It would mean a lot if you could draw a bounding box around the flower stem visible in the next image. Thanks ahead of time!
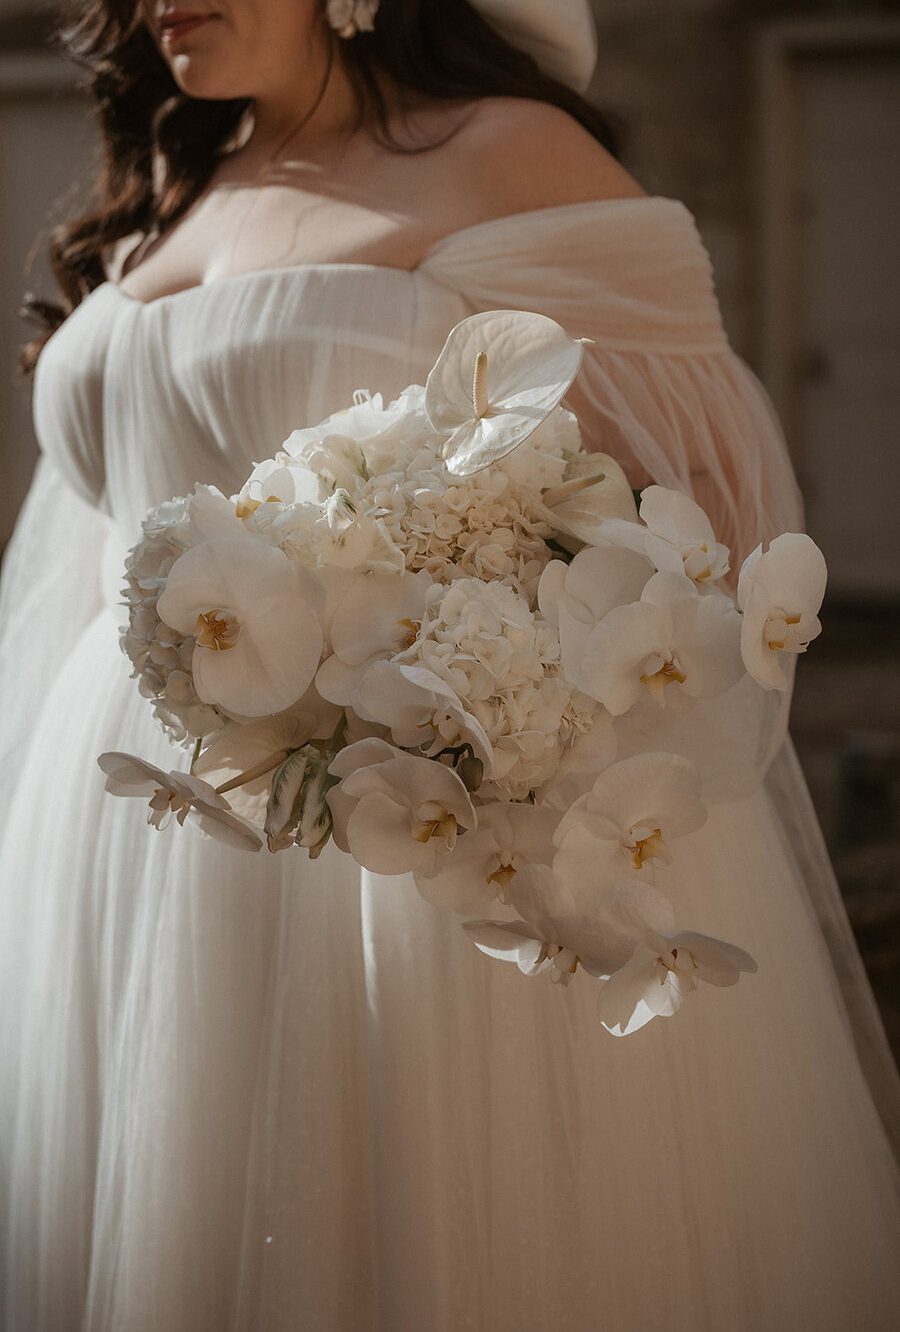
[215,750,289,796]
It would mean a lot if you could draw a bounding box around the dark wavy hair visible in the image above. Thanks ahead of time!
[20,0,622,374]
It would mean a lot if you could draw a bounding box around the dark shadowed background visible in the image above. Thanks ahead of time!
[1,0,898,1049]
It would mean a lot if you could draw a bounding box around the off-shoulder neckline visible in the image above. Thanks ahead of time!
[104,195,691,310]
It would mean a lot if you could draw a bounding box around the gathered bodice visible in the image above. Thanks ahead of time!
[33,263,471,537]
[31,197,741,538]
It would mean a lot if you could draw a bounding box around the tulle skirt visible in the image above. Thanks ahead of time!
[1,604,899,1332]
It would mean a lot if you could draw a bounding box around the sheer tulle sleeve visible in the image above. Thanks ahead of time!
[422,197,900,1151]
[0,455,111,827]
[422,197,803,564]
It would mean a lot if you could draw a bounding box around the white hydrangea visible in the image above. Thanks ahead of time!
[397,577,597,800]
[120,494,225,746]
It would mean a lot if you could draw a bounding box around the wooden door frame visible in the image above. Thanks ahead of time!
[754,16,900,463]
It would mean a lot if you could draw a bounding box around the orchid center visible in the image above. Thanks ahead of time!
[412,801,459,849]
[195,610,241,652]
[147,784,190,830]
[545,943,579,985]
[623,824,668,870]
[487,859,517,901]
[656,946,700,987]
[640,655,686,703]
[235,493,282,519]
[765,609,805,653]
[396,617,420,650]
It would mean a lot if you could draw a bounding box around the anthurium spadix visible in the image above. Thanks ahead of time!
[424,309,586,476]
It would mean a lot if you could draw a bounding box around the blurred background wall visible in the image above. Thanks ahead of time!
[1,0,899,1045]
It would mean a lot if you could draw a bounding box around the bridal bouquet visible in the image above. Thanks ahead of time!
[98,309,827,1036]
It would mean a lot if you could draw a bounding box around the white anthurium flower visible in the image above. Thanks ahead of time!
[326,738,476,876]
[597,922,757,1037]
[97,752,263,851]
[156,537,325,718]
[539,451,640,545]
[538,545,655,696]
[413,802,560,914]
[350,659,493,769]
[552,751,707,890]
[234,456,321,517]
[737,533,827,690]
[315,570,431,705]
[596,487,731,587]
[425,309,586,476]
[579,570,745,716]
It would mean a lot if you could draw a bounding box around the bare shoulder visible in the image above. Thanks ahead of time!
[445,96,647,219]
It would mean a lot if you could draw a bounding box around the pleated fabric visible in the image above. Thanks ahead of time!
[1,197,897,1331]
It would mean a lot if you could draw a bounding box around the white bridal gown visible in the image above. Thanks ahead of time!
[1,198,898,1331]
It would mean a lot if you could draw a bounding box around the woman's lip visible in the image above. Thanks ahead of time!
[160,15,215,44]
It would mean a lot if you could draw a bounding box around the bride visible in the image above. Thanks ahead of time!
[2,1,898,1328]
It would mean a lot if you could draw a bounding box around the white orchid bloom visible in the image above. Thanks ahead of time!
[327,738,476,876]
[234,456,321,517]
[552,751,707,889]
[597,926,757,1037]
[539,451,639,545]
[97,752,263,851]
[737,533,827,690]
[537,545,653,699]
[596,487,730,587]
[350,659,493,769]
[463,876,677,989]
[424,310,585,476]
[315,570,431,705]
[578,570,745,715]
[156,537,325,718]
[414,802,560,914]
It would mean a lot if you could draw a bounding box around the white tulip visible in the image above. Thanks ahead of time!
[552,752,707,889]
[97,752,263,851]
[425,310,585,476]
[157,536,325,717]
[193,698,339,823]
[737,533,827,690]
[327,738,476,875]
